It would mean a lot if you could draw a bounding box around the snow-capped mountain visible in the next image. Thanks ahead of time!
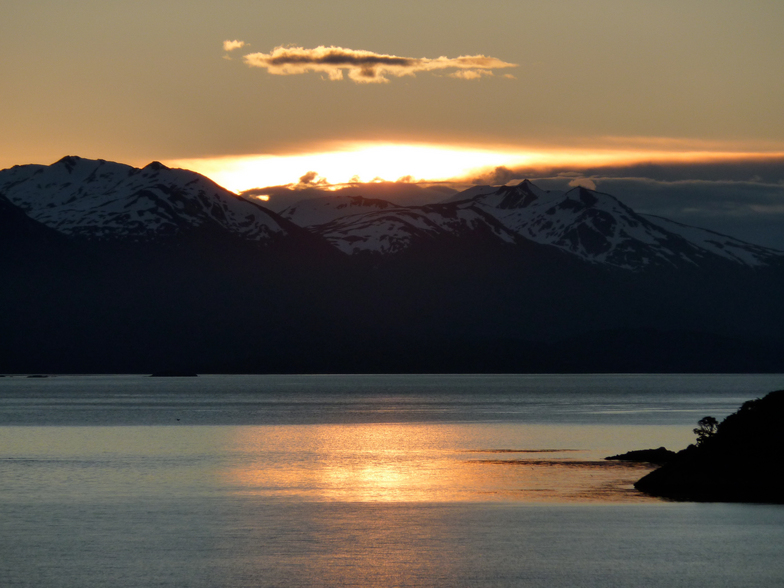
[289,198,520,255]
[2,156,780,271]
[280,180,782,267]
[0,156,292,242]
[451,181,783,269]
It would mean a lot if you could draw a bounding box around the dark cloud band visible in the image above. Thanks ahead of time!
[470,158,784,250]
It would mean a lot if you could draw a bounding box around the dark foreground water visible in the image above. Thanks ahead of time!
[1,374,783,587]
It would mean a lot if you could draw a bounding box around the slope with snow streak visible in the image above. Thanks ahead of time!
[280,195,403,227]
[642,214,782,267]
[459,181,782,269]
[0,156,290,241]
[312,203,520,255]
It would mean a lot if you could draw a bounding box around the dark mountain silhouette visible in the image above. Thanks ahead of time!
[0,194,63,244]
[2,157,784,374]
[635,390,784,503]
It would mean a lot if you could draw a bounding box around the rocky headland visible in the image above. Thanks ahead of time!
[634,389,784,503]
[605,447,676,465]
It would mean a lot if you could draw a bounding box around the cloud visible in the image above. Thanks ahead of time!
[240,45,517,83]
[524,175,784,250]
[470,165,530,185]
[463,158,784,249]
[568,177,597,190]
[469,157,784,188]
[299,171,319,184]
[448,69,494,80]
[223,40,247,52]
[240,180,458,212]
[298,171,328,186]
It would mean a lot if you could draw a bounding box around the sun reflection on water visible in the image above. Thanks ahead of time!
[224,423,659,503]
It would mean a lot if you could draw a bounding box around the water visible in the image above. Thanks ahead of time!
[1,374,783,587]
[0,373,773,426]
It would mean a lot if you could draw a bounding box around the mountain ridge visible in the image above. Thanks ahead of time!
[276,179,783,269]
[2,156,784,374]
[2,156,781,271]
[0,156,299,243]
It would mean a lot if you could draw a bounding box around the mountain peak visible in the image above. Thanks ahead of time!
[467,180,555,211]
[143,161,168,172]
[54,155,83,173]
[564,185,601,207]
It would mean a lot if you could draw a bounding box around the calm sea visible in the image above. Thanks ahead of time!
[1,374,783,587]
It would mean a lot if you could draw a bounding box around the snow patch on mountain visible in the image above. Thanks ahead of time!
[280,195,404,227]
[642,214,782,267]
[313,203,519,255]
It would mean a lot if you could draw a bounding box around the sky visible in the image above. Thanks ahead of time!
[2,0,784,246]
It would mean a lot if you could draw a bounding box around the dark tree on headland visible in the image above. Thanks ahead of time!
[635,390,784,503]
[693,416,718,446]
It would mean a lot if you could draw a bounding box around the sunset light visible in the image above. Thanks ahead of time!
[167,140,784,193]
[5,1,784,585]
[167,142,532,192]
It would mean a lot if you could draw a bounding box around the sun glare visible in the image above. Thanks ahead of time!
[165,140,784,193]
[167,142,532,193]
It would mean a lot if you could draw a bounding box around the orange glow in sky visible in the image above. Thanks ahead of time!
[168,142,532,192]
[166,140,784,193]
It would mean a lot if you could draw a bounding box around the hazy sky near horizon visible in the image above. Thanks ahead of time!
[3,1,784,167]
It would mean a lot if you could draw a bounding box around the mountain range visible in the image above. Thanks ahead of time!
[280,180,779,268]
[2,156,783,373]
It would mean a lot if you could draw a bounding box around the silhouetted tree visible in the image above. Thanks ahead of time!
[693,416,718,446]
